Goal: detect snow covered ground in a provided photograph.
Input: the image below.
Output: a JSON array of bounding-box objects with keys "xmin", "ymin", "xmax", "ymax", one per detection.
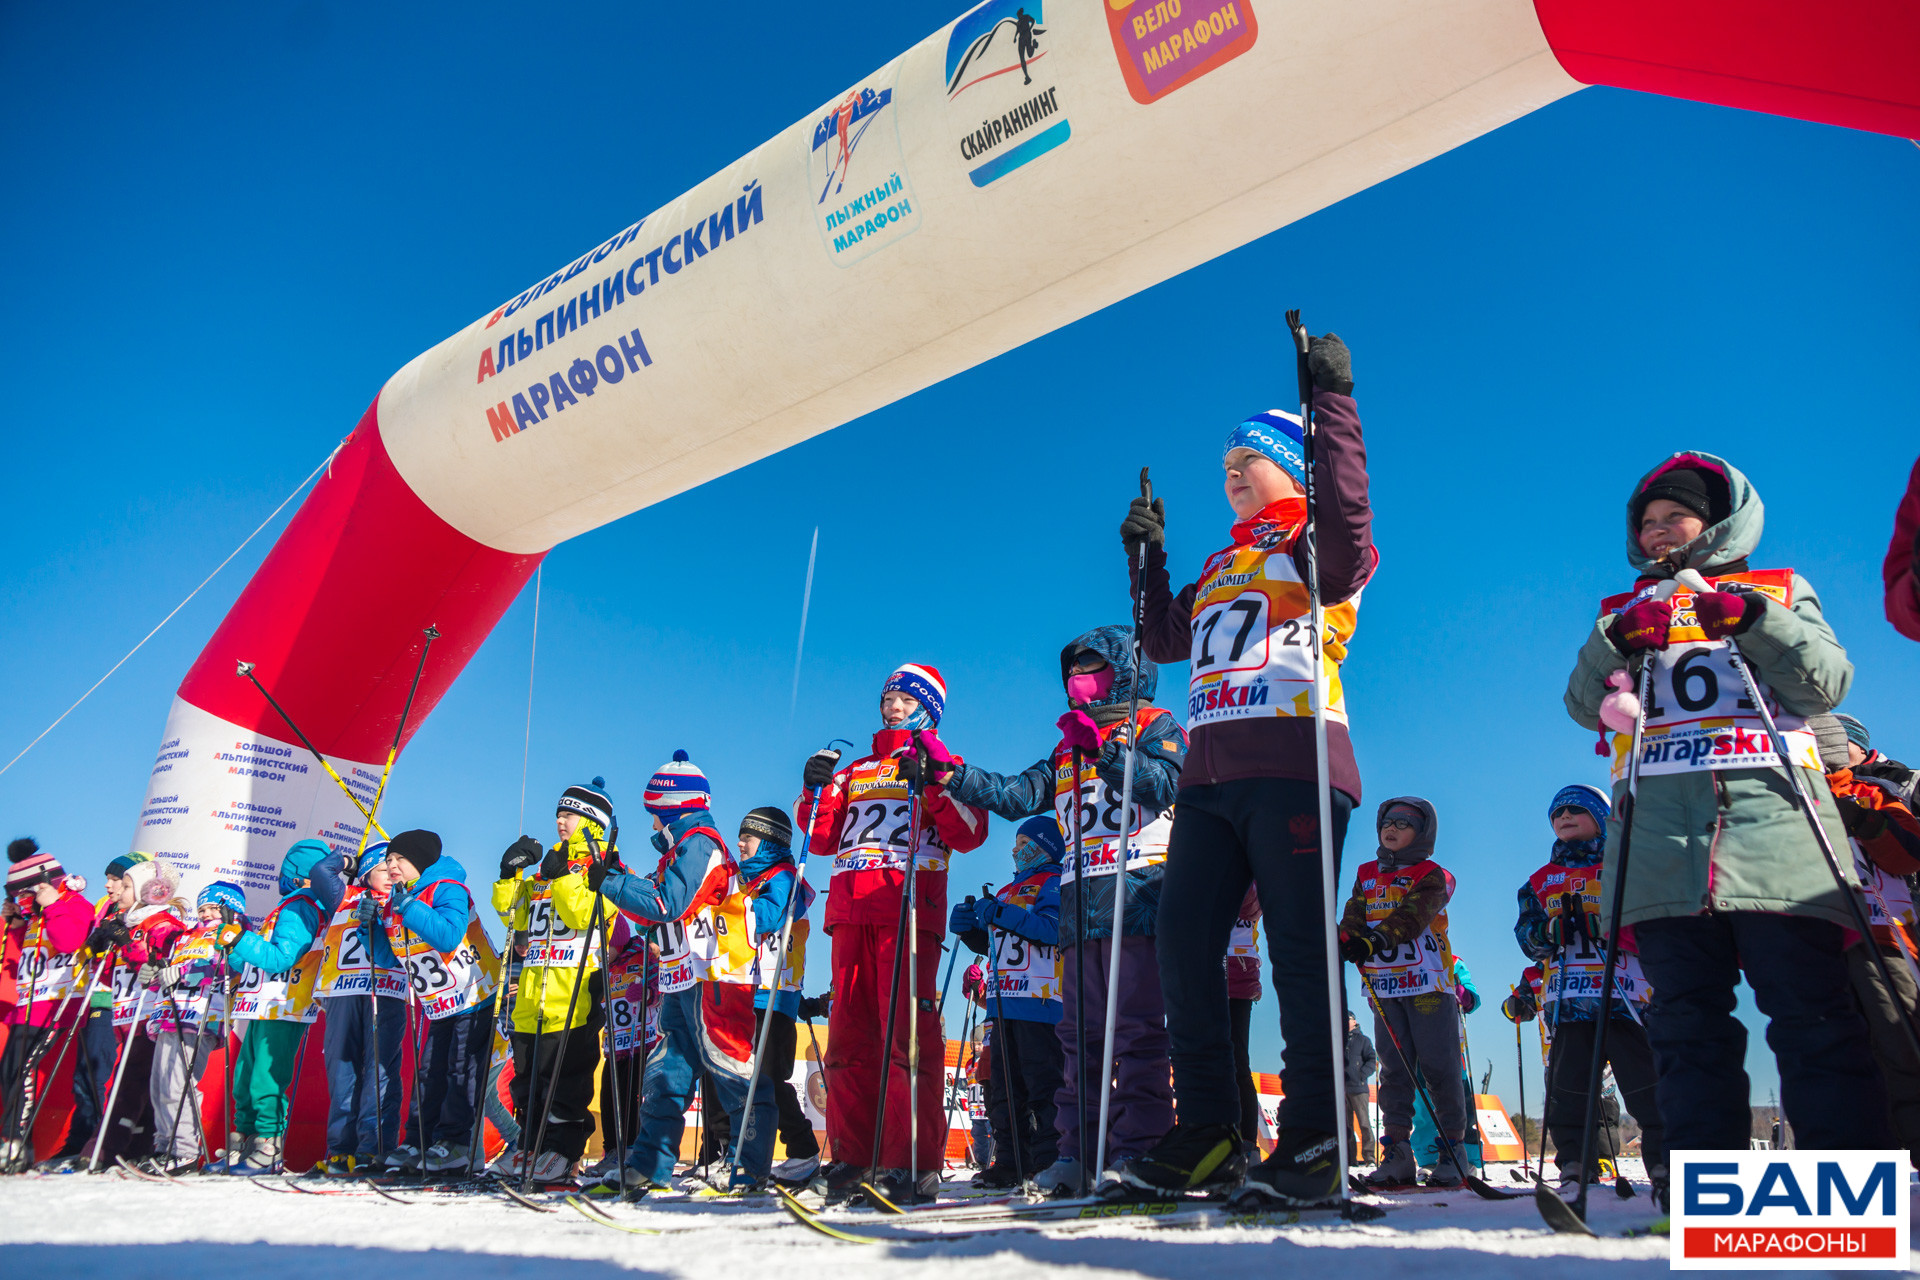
[{"xmin": 0, "ymin": 1163, "xmax": 1877, "ymax": 1279}]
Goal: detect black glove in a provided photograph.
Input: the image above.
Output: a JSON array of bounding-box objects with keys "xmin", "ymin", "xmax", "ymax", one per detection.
[
  {"xmin": 798, "ymin": 991, "xmax": 832, "ymax": 1020},
  {"xmin": 1834, "ymin": 795, "xmax": 1887, "ymax": 842},
  {"xmin": 1308, "ymin": 332, "xmax": 1353, "ymax": 395},
  {"xmin": 1502, "ymin": 989, "xmax": 1538, "ymax": 1023},
  {"xmin": 88, "ymin": 919, "xmax": 131, "ymax": 953},
  {"xmin": 1120, "ymin": 495, "xmax": 1165, "ymax": 552},
  {"xmin": 538, "ymin": 845, "xmax": 569, "ymax": 882},
  {"xmin": 356, "ymin": 895, "xmax": 379, "ymax": 927},
  {"xmin": 586, "ymin": 856, "xmax": 620, "ymax": 893},
  {"xmin": 499, "ymin": 835, "xmax": 543, "ymax": 881},
  {"xmin": 1338, "ymin": 928, "xmax": 1383, "ymax": 965},
  {"xmin": 803, "ymin": 747, "xmax": 843, "ymax": 792}
]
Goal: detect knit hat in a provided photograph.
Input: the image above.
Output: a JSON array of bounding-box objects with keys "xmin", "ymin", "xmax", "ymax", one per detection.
[
  {"xmin": 883, "ymin": 664, "xmax": 947, "ymax": 727},
  {"xmin": 1547, "ymin": 783, "xmax": 1612, "ymax": 828},
  {"xmin": 739, "ymin": 806, "xmax": 794, "ymax": 847},
  {"xmin": 558, "ymin": 777, "xmax": 614, "ymax": 831},
  {"xmin": 1014, "ymin": 815, "xmax": 1066, "ymax": 864},
  {"xmin": 644, "ymin": 751, "xmax": 711, "ymax": 818},
  {"xmin": 388, "ymin": 829, "xmax": 443, "ymax": 875},
  {"xmin": 1834, "ymin": 714, "xmax": 1871, "ymax": 753},
  {"xmin": 1224, "ymin": 411, "xmax": 1306, "ymax": 488},
  {"xmin": 127, "ymin": 858, "xmax": 179, "ymax": 907},
  {"xmin": 1632, "ymin": 463, "xmax": 1727, "ymax": 528},
  {"xmin": 6, "ymin": 844, "xmax": 63, "ymax": 895},
  {"xmin": 1808, "ymin": 714, "xmax": 1852, "ymax": 772},
  {"xmin": 104, "ymin": 851, "xmax": 150, "ymax": 880},
  {"xmin": 198, "ymin": 881, "xmax": 248, "ymax": 917},
  {"xmin": 1379, "ymin": 801, "xmax": 1427, "ymax": 833},
  {"xmin": 358, "ymin": 840, "xmax": 391, "ymax": 881}
]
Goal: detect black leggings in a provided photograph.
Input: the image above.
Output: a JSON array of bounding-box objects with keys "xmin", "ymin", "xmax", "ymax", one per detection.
[{"xmin": 1229, "ymin": 997, "xmax": 1258, "ymax": 1144}]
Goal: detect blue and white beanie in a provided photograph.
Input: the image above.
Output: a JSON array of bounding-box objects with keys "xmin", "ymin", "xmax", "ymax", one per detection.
[
  {"xmin": 1548, "ymin": 784, "xmax": 1611, "ymax": 828},
  {"xmin": 882, "ymin": 663, "xmax": 946, "ymax": 729},
  {"xmin": 644, "ymin": 752, "xmax": 711, "ymax": 818},
  {"xmin": 1224, "ymin": 411, "xmax": 1306, "ymax": 487},
  {"xmin": 197, "ymin": 880, "xmax": 248, "ymax": 918}
]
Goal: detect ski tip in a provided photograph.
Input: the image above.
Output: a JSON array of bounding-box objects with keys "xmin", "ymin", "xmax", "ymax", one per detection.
[
  {"xmin": 1532, "ymin": 1181, "xmax": 1597, "ymax": 1236},
  {"xmin": 858, "ymin": 1181, "xmax": 905, "ymax": 1214}
]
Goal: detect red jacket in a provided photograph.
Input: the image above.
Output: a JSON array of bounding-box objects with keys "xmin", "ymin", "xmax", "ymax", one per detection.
[
  {"xmin": 798, "ymin": 728, "xmax": 990, "ymax": 930},
  {"xmin": 1885, "ymin": 456, "xmax": 1920, "ymax": 641}
]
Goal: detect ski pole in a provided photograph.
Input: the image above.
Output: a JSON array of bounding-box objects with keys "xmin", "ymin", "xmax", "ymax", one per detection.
[
  {"xmin": 155, "ymin": 976, "xmax": 211, "ymax": 1167},
  {"xmin": 1287, "ymin": 308, "xmax": 1350, "ymax": 1202},
  {"xmin": 866, "ymin": 813, "xmax": 915, "ymax": 1186},
  {"xmin": 1542, "ymin": 635, "xmax": 1661, "ymax": 1233},
  {"xmin": 470, "ymin": 883, "xmax": 524, "ymax": 1174},
  {"xmin": 1675, "ymin": 568, "xmax": 1920, "ymax": 1063},
  {"xmin": 276, "ymin": 1017, "xmax": 317, "ymax": 1174},
  {"xmin": 524, "ymin": 852, "xmax": 608, "ymax": 1191},
  {"xmin": 986, "ymin": 914, "xmax": 1025, "ymax": 1185},
  {"xmin": 12, "ymin": 955, "xmax": 111, "ymax": 1163},
  {"xmin": 905, "ymin": 759, "xmax": 925, "ymax": 1189},
  {"xmin": 1069, "ymin": 743, "xmax": 1089, "ymax": 1196},
  {"xmin": 1535, "ymin": 899, "xmax": 1575, "ymax": 1184},
  {"xmin": 1358, "ymin": 978, "xmax": 1510, "ymax": 1201},
  {"xmin": 88, "ymin": 982, "xmax": 155, "ymax": 1172},
  {"xmin": 1512, "ymin": 989, "xmax": 1529, "ymax": 1172},
  {"xmin": 944, "ymin": 979, "xmax": 977, "ymax": 1170},
  {"xmin": 935, "ymin": 934, "xmax": 961, "ymax": 1019},
  {"xmin": 729, "ymin": 785, "xmax": 821, "ymax": 1187},
  {"xmin": 235, "ymin": 662, "xmax": 391, "ymax": 844},
  {"xmin": 592, "ymin": 846, "xmax": 627, "ymax": 1190},
  {"xmin": 1093, "ymin": 467, "xmax": 1151, "ymax": 1179}
]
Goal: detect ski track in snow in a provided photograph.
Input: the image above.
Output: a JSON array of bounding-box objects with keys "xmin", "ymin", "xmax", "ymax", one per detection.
[{"xmin": 0, "ymin": 1165, "xmax": 1834, "ymax": 1279}]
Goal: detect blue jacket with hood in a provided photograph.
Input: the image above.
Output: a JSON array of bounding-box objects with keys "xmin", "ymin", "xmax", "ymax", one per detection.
[
  {"xmin": 390, "ymin": 855, "xmax": 474, "ymax": 955},
  {"xmin": 228, "ymin": 838, "xmax": 330, "ymax": 975},
  {"xmin": 945, "ymin": 625, "xmax": 1186, "ymax": 943}
]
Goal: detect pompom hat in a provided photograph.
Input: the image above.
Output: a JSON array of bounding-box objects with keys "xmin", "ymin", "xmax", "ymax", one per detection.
[
  {"xmin": 558, "ymin": 777, "xmax": 614, "ymax": 831},
  {"xmin": 644, "ymin": 751, "xmax": 711, "ymax": 817},
  {"xmin": 883, "ymin": 664, "xmax": 947, "ymax": 727}
]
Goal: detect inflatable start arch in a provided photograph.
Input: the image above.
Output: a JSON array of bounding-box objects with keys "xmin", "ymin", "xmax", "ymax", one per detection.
[{"xmin": 130, "ymin": 0, "xmax": 1920, "ymax": 909}]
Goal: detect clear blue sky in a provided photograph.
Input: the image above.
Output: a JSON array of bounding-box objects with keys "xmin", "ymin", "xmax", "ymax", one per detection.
[{"xmin": 4, "ymin": 2, "xmax": 1917, "ymax": 1123}]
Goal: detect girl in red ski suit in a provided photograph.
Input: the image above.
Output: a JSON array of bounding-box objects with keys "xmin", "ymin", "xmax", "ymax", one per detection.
[{"xmin": 796, "ymin": 664, "xmax": 988, "ymax": 1201}]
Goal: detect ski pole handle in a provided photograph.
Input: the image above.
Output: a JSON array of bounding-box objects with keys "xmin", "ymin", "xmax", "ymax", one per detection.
[{"xmin": 1673, "ymin": 569, "xmax": 1711, "ymax": 594}]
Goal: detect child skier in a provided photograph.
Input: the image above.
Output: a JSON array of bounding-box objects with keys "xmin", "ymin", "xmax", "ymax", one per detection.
[
  {"xmin": 1338, "ymin": 798, "xmax": 1469, "ymax": 1189},
  {"xmin": 1513, "ymin": 783, "xmax": 1664, "ymax": 1200},
  {"xmin": 0, "ymin": 843, "xmax": 91, "ymax": 1172},
  {"xmin": 142, "ymin": 880, "xmax": 243, "ymax": 1173},
  {"xmin": 491, "ymin": 778, "xmax": 617, "ymax": 1184},
  {"xmin": 310, "ymin": 847, "xmax": 408, "ymax": 1175},
  {"xmin": 223, "ymin": 838, "xmax": 330, "ymax": 1174},
  {"xmin": 1808, "ymin": 714, "xmax": 1920, "ymax": 1159},
  {"xmin": 739, "ymin": 806, "xmax": 822, "ymax": 1184},
  {"xmin": 1564, "ymin": 452, "xmax": 1885, "ymax": 1153},
  {"xmin": 948, "ymin": 814, "xmax": 1066, "ymax": 1189},
  {"xmin": 593, "ymin": 918, "xmax": 655, "ymax": 1182},
  {"xmin": 797, "ymin": 664, "xmax": 991, "ymax": 1205},
  {"xmin": 942, "ymin": 628, "xmax": 1184, "ymax": 1194},
  {"xmin": 379, "ymin": 828, "xmax": 500, "ymax": 1174},
  {"xmin": 1113, "ymin": 331, "xmax": 1374, "ymax": 1205},
  {"xmin": 90, "ymin": 855, "xmax": 188, "ymax": 1170},
  {"xmin": 587, "ymin": 751, "xmax": 775, "ymax": 1195}
]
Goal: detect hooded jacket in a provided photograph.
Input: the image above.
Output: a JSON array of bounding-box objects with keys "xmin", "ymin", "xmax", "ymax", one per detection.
[
  {"xmin": 311, "ymin": 848, "xmax": 399, "ymax": 973},
  {"xmin": 3, "ymin": 882, "xmax": 93, "ymax": 1028},
  {"xmin": 493, "ymin": 824, "xmax": 613, "ymax": 1035},
  {"xmin": 391, "ymin": 854, "xmax": 474, "ymax": 956},
  {"xmin": 1564, "ymin": 452, "xmax": 1857, "ymax": 928},
  {"xmin": 1338, "ymin": 796, "xmax": 1451, "ymax": 949},
  {"xmin": 944, "ymin": 625, "xmax": 1186, "ymax": 943},
  {"xmin": 228, "ymin": 839, "xmax": 329, "ymax": 975}
]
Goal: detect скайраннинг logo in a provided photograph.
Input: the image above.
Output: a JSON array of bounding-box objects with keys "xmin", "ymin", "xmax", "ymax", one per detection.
[{"xmin": 1670, "ymin": 1150, "xmax": 1909, "ymax": 1269}]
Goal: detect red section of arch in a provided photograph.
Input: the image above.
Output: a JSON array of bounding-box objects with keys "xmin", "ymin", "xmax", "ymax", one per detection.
[
  {"xmin": 1533, "ymin": 0, "xmax": 1920, "ymax": 138},
  {"xmin": 176, "ymin": 398, "xmax": 544, "ymax": 762}
]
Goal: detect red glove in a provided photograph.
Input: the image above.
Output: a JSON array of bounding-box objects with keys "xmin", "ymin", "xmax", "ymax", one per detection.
[
  {"xmin": 1692, "ymin": 590, "xmax": 1754, "ymax": 640},
  {"xmin": 1057, "ymin": 710, "xmax": 1102, "ymax": 756},
  {"xmin": 1612, "ymin": 596, "xmax": 1672, "ymax": 653}
]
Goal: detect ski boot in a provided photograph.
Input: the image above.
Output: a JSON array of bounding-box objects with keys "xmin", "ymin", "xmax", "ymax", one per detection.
[
  {"xmin": 381, "ymin": 1144, "xmax": 423, "ymax": 1174},
  {"xmin": 526, "ymin": 1150, "xmax": 573, "ymax": 1185},
  {"xmin": 1233, "ymin": 1129, "xmax": 1341, "ymax": 1207},
  {"xmin": 485, "ymin": 1148, "xmax": 527, "ymax": 1179},
  {"xmin": 770, "ymin": 1153, "xmax": 820, "ymax": 1186},
  {"xmin": 421, "ymin": 1142, "xmax": 472, "ymax": 1175},
  {"xmin": 320, "ymin": 1154, "xmax": 369, "ymax": 1178},
  {"xmin": 228, "ymin": 1136, "xmax": 281, "ymax": 1176},
  {"xmin": 860, "ymin": 1167, "xmax": 938, "ymax": 1207},
  {"xmin": 1363, "ymin": 1139, "xmax": 1418, "ymax": 1189},
  {"xmin": 800, "ymin": 1159, "xmax": 867, "ymax": 1206},
  {"xmin": 583, "ymin": 1162, "xmax": 657, "ymax": 1200},
  {"xmin": 1649, "ymin": 1163, "xmax": 1669, "ymax": 1214},
  {"xmin": 1102, "ymin": 1122, "xmax": 1246, "ymax": 1196},
  {"xmin": 1031, "ymin": 1155, "xmax": 1084, "ymax": 1197},
  {"xmin": 1423, "ymin": 1140, "xmax": 1470, "ymax": 1190},
  {"xmin": 971, "ymin": 1161, "xmax": 1020, "ymax": 1190}
]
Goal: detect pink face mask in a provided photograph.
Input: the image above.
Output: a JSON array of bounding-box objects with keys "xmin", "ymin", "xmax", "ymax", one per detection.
[{"xmin": 1065, "ymin": 668, "xmax": 1114, "ymax": 705}]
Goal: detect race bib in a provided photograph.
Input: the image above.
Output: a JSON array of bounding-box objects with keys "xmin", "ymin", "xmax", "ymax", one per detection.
[
  {"xmin": 833, "ymin": 791, "xmax": 949, "ymax": 876},
  {"xmin": 1185, "ymin": 536, "xmax": 1360, "ymax": 731},
  {"xmin": 1361, "ymin": 932, "xmax": 1449, "ymax": 999},
  {"xmin": 1053, "ymin": 745, "xmax": 1172, "ymax": 886},
  {"xmin": 1543, "ymin": 932, "xmax": 1651, "ymax": 1010},
  {"xmin": 231, "ymin": 950, "xmax": 322, "ymax": 1023},
  {"xmin": 22, "ymin": 945, "xmax": 80, "ymax": 1007},
  {"xmin": 387, "ymin": 892, "xmax": 499, "ymax": 1020},
  {"xmin": 754, "ymin": 916, "xmax": 808, "ymax": 994},
  {"xmin": 606, "ymin": 948, "xmax": 659, "ymax": 1054},
  {"xmin": 1228, "ymin": 913, "xmax": 1260, "ymax": 959},
  {"xmin": 1603, "ymin": 571, "xmax": 1818, "ymax": 782},
  {"xmin": 985, "ymin": 930, "xmax": 1061, "ymax": 1005},
  {"xmin": 522, "ymin": 893, "xmax": 598, "ymax": 971},
  {"xmin": 111, "ymin": 962, "xmax": 145, "ymax": 1027},
  {"xmin": 656, "ymin": 919, "xmax": 697, "ymax": 994},
  {"xmin": 315, "ymin": 890, "xmax": 409, "ymax": 1000}
]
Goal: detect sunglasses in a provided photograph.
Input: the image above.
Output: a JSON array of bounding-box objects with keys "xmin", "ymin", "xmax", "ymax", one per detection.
[{"xmin": 1550, "ymin": 805, "xmax": 1589, "ymax": 820}]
